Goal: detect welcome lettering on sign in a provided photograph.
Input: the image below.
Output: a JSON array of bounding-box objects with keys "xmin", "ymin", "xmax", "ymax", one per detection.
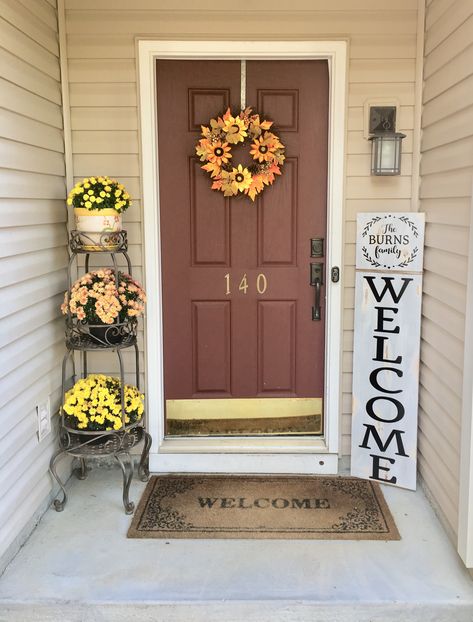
[{"xmin": 351, "ymin": 213, "xmax": 425, "ymax": 491}]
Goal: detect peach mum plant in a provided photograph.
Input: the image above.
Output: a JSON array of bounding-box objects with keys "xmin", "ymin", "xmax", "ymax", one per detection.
[{"xmin": 61, "ymin": 269, "xmax": 146, "ymax": 325}]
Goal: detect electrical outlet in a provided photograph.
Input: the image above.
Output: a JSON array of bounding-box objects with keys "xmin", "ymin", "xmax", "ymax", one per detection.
[{"xmin": 36, "ymin": 398, "xmax": 51, "ymax": 442}]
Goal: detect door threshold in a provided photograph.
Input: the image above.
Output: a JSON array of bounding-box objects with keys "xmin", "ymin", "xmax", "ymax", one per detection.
[
  {"xmin": 157, "ymin": 435, "xmax": 329, "ymax": 453},
  {"xmin": 149, "ymin": 451, "xmax": 338, "ymax": 474}
]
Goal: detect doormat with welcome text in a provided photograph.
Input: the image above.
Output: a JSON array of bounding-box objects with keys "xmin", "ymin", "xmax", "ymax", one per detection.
[{"xmin": 127, "ymin": 475, "xmax": 400, "ymax": 540}]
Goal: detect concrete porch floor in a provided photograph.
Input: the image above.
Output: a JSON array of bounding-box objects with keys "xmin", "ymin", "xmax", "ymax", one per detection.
[{"xmin": 1, "ymin": 465, "xmax": 473, "ymax": 622}]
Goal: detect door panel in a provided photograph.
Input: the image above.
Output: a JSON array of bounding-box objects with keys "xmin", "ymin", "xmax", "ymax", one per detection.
[
  {"xmin": 156, "ymin": 59, "xmax": 329, "ymax": 436},
  {"xmin": 258, "ymin": 158, "xmax": 297, "ymax": 266},
  {"xmin": 258, "ymin": 300, "xmax": 296, "ymax": 393},
  {"xmin": 190, "ymin": 159, "xmax": 230, "ymax": 266},
  {"xmin": 192, "ymin": 301, "xmax": 231, "ymax": 394}
]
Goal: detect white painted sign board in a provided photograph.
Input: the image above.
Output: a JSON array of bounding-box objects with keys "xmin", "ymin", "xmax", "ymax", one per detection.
[{"xmin": 351, "ymin": 213, "xmax": 425, "ymax": 491}]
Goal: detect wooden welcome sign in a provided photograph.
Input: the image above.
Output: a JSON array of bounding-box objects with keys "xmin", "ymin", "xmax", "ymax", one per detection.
[{"xmin": 351, "ymin": 213, "xmax": 425, "ymax": 490}]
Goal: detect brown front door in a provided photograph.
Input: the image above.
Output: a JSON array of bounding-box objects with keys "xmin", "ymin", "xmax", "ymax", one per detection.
[{"xmin": 156, "ymin": 59, "xmax": 329, "ymax": 436}]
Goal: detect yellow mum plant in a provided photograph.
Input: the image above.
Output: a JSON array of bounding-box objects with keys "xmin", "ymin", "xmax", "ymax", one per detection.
[
  {"xmin": 63, "ymin": 374, "xmax": 144, "ymax": 431},
  {"xmin": 66, "ymin": 176, "xmax": 131, "ymax": 213}
]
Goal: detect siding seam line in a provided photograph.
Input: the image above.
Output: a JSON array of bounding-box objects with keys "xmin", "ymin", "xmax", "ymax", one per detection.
[
  {"xmin": 16, "ymin": 0, "xmax": 58, "ymax": 32},
  {"xmin": 0, "ymin": 44, "xmax": 60, "ymax": 78},
  {"xmin": 424, "ymin": 5, "xmax": 473, "ymax": 56},
  {"xmin": 0, "ymin": 16, "xmax": 60, "ymax": 69},
  {"xmin": 0, "ymin": 76, "xmax": 63, "ymax": 111},
  {"xmin": 423, "ymin": 38, "xmax": 473, "ymax": 82},
  {"xmin": 0, "ymin": 14, "xmax": 58, "ymax": 58}
]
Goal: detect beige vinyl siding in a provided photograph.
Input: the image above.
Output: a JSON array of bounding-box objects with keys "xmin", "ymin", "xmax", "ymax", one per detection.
[
  {"xmin": 0, "ymin": 0, "xmax": 69, "ymax": 566},
  {"xmin": 64, "ymin": 0, "xmax": 418, "ymax": 452},
  {"xmin": 419, "ymin": 0, "xmax": 473, "ymax": 537}
]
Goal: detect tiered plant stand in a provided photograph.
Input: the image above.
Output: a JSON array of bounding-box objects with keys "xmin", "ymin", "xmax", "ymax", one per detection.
[{"xmin": 49, "ymin": 230, "xmax": 152, "ymax": 514}]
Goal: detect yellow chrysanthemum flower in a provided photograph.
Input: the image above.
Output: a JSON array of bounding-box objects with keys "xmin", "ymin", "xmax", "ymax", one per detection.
[
  {"xmin": 62, "ymin": 374, "xmax": 144, "ymax": 432},
  {"xmin": 66, "ymin": 176, "xmax": 132, "ymax": 213}
]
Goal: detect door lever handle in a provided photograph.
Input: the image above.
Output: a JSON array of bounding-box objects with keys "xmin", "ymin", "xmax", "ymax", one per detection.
[{"xmin": 310, "ymin": 263, "xmax": 323, "ymax": 321}]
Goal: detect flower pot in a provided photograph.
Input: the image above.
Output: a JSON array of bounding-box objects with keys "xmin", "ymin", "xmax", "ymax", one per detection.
[
  {"xmin": 88, "ymin": 323, "xmax": 124, "ymax": 346},
  {"xmin": 63, "ymin": 426, "xmax": 144, "ymax": 455},
  {"xmin": 74, "ymin": 208, "xmax": 122, "ymax": 250}
]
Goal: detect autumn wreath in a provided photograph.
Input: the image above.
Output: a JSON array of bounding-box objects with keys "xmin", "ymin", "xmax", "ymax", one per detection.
[{"xmin": 195, "ymin": 107, "xmax": 285, "ymax": 201}]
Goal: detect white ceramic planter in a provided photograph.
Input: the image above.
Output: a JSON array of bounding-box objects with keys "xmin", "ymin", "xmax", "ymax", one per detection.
[{"xmin": 74, "ymin": 208, "xmax": 122, "ymax": 250}]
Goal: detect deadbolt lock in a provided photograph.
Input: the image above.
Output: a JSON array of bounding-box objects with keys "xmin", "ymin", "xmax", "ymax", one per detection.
[{"xmin": 311, "ymin": 238, "xmax": 324, "ymax": 258}]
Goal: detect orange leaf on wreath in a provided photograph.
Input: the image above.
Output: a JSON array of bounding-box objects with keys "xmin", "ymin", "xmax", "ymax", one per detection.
[
  {"xmin": 245, "ymin": 174, "xmax": 265, "ymax": 201},
  {"xmin": 201, "ymin": 162, "xmax": 221, "ymax": 178},
  {"xmin": 268, "ymin": 164, "xmax": 282, "ymax": 183}
]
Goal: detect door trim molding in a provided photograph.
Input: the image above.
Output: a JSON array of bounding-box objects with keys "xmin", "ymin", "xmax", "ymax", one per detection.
[{"xmin": 138, "ymin": 40, "xmax": 347, "ymax": 473}]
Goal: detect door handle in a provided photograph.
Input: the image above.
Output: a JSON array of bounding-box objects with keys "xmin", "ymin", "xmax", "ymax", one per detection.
[
  {"xmin": 310, "ymin": 263, "xmax": 323, "ymax": 321},
  {"xmin": 312, "ymin": 280, "xmax": 321, "ymax": 321}
]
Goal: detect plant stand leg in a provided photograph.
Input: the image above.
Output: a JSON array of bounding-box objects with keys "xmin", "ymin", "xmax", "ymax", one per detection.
[
  {"xmin": 138, "ymin": 431, "xmax": 152, "ymax": 482},
  {"xmin": 73, "ymin": 458, "xmax": 88, "ymax": 480},
  {"xmin": 115, "ymin": 452, "xmax": 135, "ymax": 514},
  {"xmin": 49, "ymin": 449, "xmax": 68, "ymax": 512}
]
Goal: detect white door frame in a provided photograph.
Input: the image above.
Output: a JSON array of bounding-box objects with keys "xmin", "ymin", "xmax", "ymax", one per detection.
[{"xmin": 138, "ymin": 40, "xmax": 347, "ymax": 474}]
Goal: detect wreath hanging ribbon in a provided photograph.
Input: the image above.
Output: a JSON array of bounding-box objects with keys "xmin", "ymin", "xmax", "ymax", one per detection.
[{"xmin": 195, "ymin": 107, "xmax": 285, "ymax": 201}]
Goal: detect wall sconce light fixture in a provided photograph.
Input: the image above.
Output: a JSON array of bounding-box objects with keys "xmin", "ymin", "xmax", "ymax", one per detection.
[{"xmin": 368, "ymin": 106, "xmax": 406, "ymax": 176}]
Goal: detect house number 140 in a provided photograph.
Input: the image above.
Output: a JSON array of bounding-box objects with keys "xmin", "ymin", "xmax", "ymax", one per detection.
[{"xmin": 224, "ymin": 273, "xmax": 268, "ymax": 295}]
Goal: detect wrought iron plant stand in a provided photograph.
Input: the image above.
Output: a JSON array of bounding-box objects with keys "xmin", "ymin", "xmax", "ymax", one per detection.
[{"xmin": 49, "ymin": 230, "xmax": 152, "ymax": 514}]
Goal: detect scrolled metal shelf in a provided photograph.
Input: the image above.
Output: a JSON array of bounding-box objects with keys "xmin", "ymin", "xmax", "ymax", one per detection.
[
  {"xmin": 65, "ymin": 318, "xmax": 138, "ymax": 350},
  {"xmin": 59, "ymin": 423, "xmax": 145, "ymax": 456},
  {"xmin": 70, "ymin": 229, "xmax": 128, "ymax": 253},
  {"xmin": 49, "ymin": 228, "xmax": 151, "ymax": 514},
  {"xmin": 51, "ymin": 422, "xmax": 152, "ymax": 514}
]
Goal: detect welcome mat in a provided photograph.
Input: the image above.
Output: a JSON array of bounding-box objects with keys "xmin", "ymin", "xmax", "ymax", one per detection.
[{"xmin": 127, "ymin": 475, "xmax": 400, "ymax": 540}]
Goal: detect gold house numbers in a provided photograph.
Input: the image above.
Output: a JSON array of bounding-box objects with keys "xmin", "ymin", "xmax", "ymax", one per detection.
[{"xmin": 224, "ymin": 273, "xmax": 268, "ymax": 295}]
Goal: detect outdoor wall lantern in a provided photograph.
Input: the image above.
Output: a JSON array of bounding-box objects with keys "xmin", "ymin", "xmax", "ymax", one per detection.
[{"xmin": 368, "ymin": 106, "xmax": 406, "ymax": 176}]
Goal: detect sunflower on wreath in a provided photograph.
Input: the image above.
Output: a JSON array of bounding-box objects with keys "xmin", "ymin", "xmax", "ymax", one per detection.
[{"xmin": 195, "ymin": 107, "xmax": 285, "ymax": 201}]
